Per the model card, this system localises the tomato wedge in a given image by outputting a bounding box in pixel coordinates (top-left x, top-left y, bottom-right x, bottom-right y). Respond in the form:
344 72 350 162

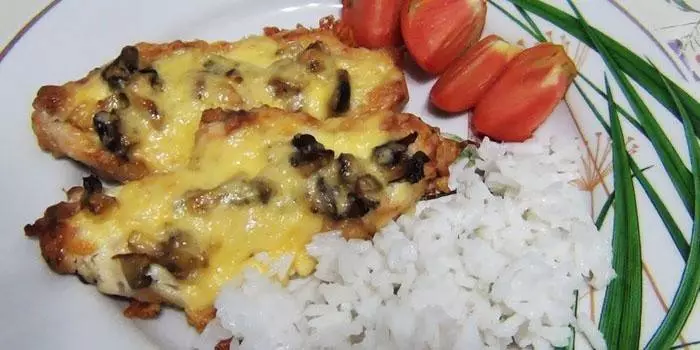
472 43 577 142
401 0 486 74
430 35 521 113
341 0 404 48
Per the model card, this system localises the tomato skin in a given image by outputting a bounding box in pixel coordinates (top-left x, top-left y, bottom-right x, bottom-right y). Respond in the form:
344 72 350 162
342 0 404 48
401 0 487 75
472 44 577 142
430 35 521 113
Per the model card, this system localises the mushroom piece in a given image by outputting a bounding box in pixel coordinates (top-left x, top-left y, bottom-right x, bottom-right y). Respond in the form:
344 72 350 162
343 192 379 219
330 69 351 115
402 151 430 184
184 177 274 214
225 68 243 83
138 68 163 91
137 97 163 129
203 56 235 75
290 134 335 176
251 178 273 204
101 46 140 90
82 175 103 195
79 174 117 214
338 153 360 185
218 177 274 206
298 41 328 73
93 110 130 159
371 132 418 167
183 189 219 214
203 56 243 83
115 92 131 109
157 231 207 280
308 177 339 218
372 133 431 184
307 176 380 220
268 77 302 98
85 193 117 215
113 253 153 290
355 174 383 198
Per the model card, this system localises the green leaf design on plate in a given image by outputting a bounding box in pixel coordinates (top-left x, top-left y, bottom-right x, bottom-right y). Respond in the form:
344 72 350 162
644 62 700 350
503 0 700 139
574 82 690 261
595 75 643 350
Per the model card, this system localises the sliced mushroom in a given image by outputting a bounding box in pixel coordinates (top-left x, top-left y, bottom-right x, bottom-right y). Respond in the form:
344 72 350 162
401 151 430 184
338 153 361 185
329 69 351 116
371 132 418 167
113 253 153 289
82 175 103 195
80 174 117 214
218 177 274 206
139 98 163 129
157 231 207 280
85 193 117 215
226 68 243 83
138 68 163 91
309 177 338 218
184 177 274 214
355 174 383 197
184 189 219 214
115 92 131 109
194 77 207 100
93 110 130 159
101 46 140 90
290 134 335 176
251 178 273 204
203 56 235 75
203 56 243 83
298 41 328 73
306 41 327 52
268 77 302 98
343 192 379 219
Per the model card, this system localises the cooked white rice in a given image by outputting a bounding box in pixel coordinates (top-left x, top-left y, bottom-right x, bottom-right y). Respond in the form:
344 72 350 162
194 136 615 350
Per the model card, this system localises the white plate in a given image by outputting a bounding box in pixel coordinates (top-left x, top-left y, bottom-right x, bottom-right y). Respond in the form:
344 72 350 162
0 1 697 349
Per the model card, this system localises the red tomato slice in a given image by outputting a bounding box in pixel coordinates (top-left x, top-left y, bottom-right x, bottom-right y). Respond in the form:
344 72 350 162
401 0 486 74
472 44 577 142
342 0 404 48
430 35 521 113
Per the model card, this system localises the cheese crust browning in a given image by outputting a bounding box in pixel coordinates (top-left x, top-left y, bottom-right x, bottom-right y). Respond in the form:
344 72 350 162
26 107 460 330
32 18 408 182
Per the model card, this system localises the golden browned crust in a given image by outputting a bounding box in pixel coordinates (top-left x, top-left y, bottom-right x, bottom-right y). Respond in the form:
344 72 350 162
123 300 162 319
31 19 407 183
363 78 409 116
265 15 356 48
31 107 151 182
24 184 113 274
186 307 216 332
24 198 81 274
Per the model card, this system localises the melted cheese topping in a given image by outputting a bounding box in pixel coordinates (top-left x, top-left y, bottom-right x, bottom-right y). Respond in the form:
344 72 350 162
67 35 400 173
70 111 418 310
